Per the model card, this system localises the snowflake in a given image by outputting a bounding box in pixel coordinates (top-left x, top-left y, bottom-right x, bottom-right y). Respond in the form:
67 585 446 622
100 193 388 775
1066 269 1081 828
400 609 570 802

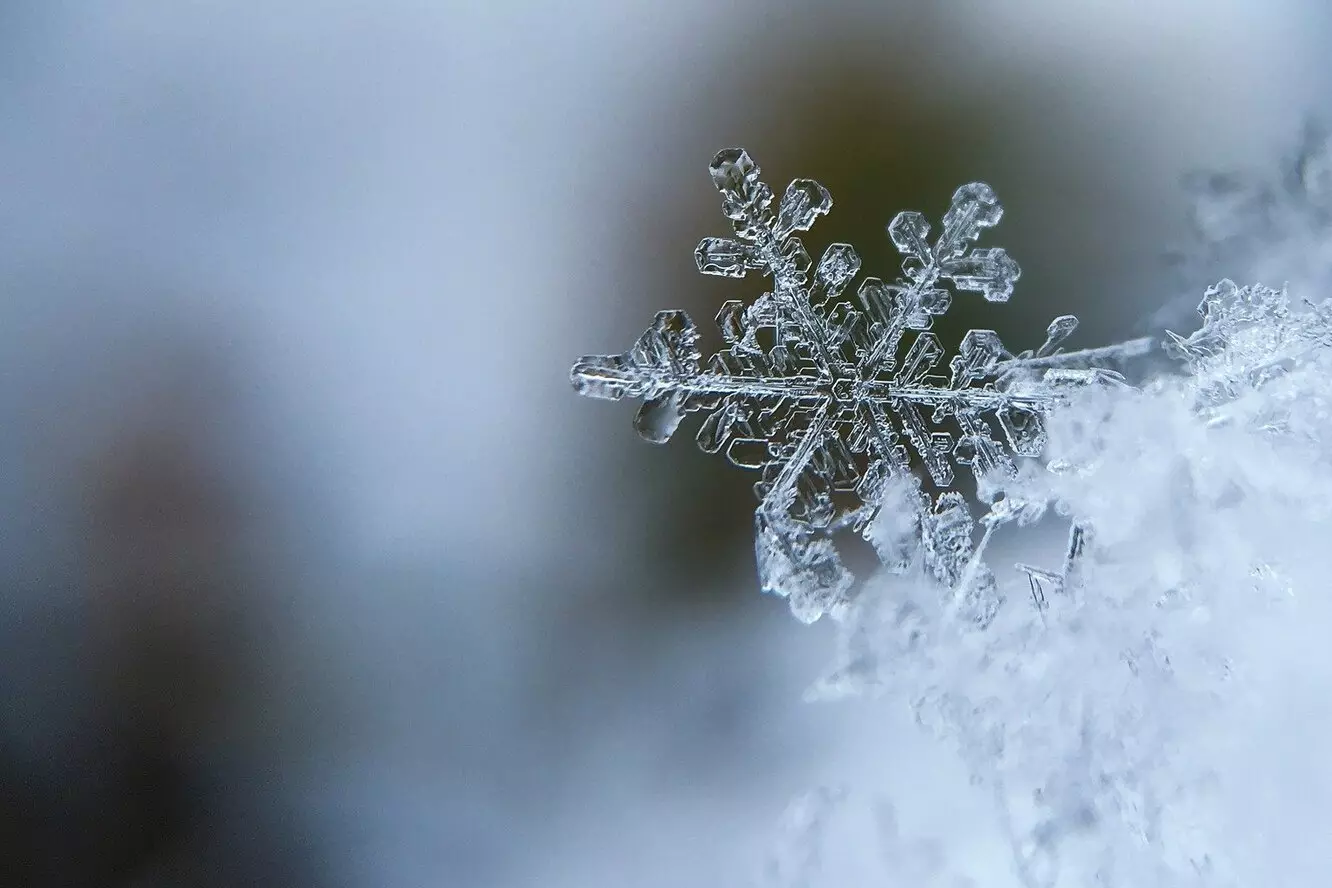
571 149 1150 622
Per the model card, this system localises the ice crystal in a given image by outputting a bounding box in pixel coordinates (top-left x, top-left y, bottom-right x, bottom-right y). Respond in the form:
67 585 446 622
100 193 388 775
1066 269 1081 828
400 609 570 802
571 149 1151 622
1164 278 1332 439
572 136 1332 887
801 254 1332 885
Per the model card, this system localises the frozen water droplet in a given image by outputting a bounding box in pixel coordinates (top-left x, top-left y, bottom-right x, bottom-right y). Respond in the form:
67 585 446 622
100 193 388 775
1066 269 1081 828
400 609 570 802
634 392 687 443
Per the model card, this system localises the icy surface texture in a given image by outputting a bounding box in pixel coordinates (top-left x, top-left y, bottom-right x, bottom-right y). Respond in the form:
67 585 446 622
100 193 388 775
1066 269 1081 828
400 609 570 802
1164 278 1332 438
572 144 1332 886
571 149 1150 623
808 272 1332 884
1161 120 1332 327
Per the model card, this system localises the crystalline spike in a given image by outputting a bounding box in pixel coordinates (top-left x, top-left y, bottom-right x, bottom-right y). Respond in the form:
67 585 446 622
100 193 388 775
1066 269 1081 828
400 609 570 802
1037 315 1079 358
895 400 953 487
716 300 747 344
820 434 860 486
916 288 953 317
1165 277 1325 420
779 237 813 281
709 350 740 376
710 148 774 224
1017 562 1062 608
938 182 1003 259
776 178 834 238
857 278 896 327
950 329 1009 388
569 353 639 401
1043 367 1131 388
821 301 863 348
571 148 1133 619
696 236 759 277
942 247 1020 302
888 211 932 262
953 411 1014 481
982 491 1046 529
796 474 836 528
747 292 780 330
812 243 861 302
628 309 699 370
1200 278 1240 316
571 310 701 402
890 286 947 331
859 400 911 472
899 332 945 384
696 396 742 453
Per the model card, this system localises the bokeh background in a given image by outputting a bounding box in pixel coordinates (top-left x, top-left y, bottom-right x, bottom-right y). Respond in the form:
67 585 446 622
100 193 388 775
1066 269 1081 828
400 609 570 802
1 2 1329 885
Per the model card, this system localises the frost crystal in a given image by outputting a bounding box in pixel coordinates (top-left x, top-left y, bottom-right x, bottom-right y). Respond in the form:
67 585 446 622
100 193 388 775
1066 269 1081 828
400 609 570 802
1163 278 1332 442
572 135 1332 887
572 149 1150 621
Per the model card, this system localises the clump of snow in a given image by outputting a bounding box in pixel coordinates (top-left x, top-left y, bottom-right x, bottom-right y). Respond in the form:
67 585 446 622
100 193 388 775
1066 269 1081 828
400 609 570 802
803 276 1332 886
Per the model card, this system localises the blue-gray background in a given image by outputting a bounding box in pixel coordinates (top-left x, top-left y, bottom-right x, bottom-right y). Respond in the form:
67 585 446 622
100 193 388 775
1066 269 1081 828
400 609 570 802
0 2 1327 885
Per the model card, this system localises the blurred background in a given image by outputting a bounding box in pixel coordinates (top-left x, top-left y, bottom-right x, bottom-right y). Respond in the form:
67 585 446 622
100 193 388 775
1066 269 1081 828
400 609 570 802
1 1 1329 885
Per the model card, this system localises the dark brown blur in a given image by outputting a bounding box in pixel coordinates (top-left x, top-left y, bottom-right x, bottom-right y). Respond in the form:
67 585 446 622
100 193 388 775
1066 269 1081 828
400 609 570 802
1 348 329 887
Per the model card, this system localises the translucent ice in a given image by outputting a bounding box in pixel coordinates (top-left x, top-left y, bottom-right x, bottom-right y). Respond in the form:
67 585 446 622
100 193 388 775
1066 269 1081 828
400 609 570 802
572 149 1148 620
